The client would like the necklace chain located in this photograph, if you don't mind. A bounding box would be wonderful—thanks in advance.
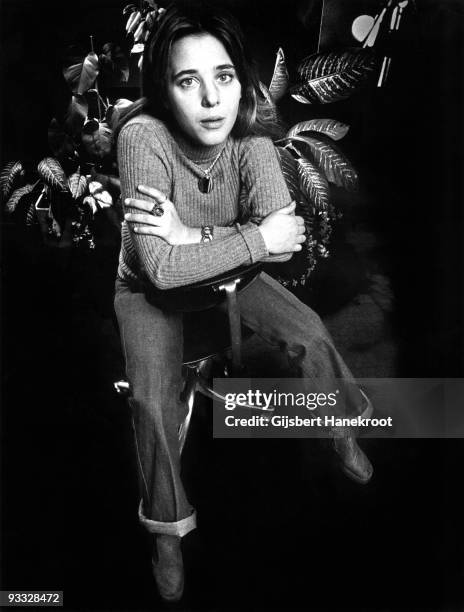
[191,146,226,194]
[191,146,225,178]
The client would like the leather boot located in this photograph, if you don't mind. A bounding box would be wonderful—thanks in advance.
[152,534,184,602]
[333,435,373,484]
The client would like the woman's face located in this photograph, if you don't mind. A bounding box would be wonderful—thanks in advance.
[166,33,242,147]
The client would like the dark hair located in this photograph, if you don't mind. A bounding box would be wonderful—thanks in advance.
[117,1,283,140]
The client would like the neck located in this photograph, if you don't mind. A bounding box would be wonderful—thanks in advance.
[170,125,227,164]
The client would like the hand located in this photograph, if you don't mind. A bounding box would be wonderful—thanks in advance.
[124,185,196,245]
[258,201,306,254]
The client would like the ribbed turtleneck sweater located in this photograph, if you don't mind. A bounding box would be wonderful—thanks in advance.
[117,114,292,290]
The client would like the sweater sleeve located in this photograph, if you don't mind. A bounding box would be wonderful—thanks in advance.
[213,136,294,262]
[118,121,269,290]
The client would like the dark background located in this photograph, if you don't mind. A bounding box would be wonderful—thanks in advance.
[1,0,464,610]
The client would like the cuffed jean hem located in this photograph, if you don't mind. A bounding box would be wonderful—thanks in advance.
[138,500,197,537]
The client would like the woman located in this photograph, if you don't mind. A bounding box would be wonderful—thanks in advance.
[115,1,373,602]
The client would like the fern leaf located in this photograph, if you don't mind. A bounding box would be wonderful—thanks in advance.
[296,48,376,104]
[276,146,300,201]
[37,158,68,191]
[303,135,358,191]
[290,85,318,104]
[287,119,349,141]
[269,48,289,102]
[282,135,358,191]
[297,158,330,212]
[5,184,35,214]
[68,168,87,199]
[0,161,25,204]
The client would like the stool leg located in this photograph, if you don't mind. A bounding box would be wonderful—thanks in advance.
[221,281,242,373]
[179,366,197,454]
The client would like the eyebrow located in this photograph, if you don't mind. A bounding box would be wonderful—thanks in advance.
[172,64,236,80]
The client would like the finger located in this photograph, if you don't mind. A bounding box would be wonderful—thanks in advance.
[295,216,305,226]
[296,234,307,244]
[293,244,303,252]
[132,225,165,236]
[278,200,296,214]
[125,197,157,213]
[125,213,162,226]
[137,185,169,204]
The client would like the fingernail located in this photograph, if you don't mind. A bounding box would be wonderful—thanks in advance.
[124,198,130,205]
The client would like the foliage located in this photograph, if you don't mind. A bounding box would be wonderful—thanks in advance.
[2,33,130,249]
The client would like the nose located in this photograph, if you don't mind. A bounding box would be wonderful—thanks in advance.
[201,80,220,107]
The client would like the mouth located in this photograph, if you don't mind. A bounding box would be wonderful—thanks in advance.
[200,117,226,129]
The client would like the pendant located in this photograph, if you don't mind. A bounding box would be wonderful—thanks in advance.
[198,175,213,194]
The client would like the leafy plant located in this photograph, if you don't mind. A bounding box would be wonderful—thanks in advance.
[253,46,374,286]
[1,35,129,248]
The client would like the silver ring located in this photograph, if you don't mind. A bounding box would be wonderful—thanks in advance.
[151,203,164,217]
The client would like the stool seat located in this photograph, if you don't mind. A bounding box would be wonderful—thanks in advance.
[145,262,262,312]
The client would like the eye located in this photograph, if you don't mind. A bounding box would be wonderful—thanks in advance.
[179,77,196,89]
[217,72,235,84]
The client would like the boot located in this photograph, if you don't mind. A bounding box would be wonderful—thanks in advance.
[152,534,184,602]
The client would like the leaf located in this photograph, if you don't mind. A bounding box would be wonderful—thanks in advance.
[287,119,349,141]
[290,86,318,105]
[37,158,68,191]
[279,134,358,190]
[0,161,25,204]
[131,43,145,55]
[63,94,88,137]
[133,20,147,43]
[269,48,289,102]
[145,10,157,30]
[123,3,138,16]
[83,195,98,215]
[297,158,330,212]
[295,49,377,104]
[4,184,35,214]
[89,181,113,208]
[95,190,113,208]
[67,167,88,199]
[276,146,300,202]
[84,89,103,120]
[297,135,358,190]
[126,10,142,34]
[63,52,100,95]
[81,122,113,160]
[100,43,129,84]
[105,98,133,130]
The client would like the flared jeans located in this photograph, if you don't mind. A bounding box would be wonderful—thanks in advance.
[114,272,367,537]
